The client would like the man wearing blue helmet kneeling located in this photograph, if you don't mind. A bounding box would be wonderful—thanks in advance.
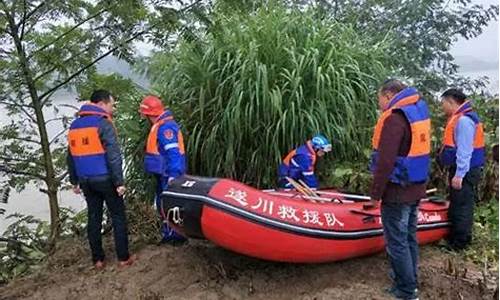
[278,134,332,189]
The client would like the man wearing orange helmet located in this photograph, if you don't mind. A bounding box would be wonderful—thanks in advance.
[139,95,187,245]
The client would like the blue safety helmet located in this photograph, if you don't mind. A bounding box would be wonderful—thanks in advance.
[311,134,332,152]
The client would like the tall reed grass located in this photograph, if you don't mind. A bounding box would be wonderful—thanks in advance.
[146,5,393,187]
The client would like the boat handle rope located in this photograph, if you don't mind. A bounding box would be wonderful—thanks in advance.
[350,209,381,217]
[350,209,380,224]
[166,206,183,225]
[419,207,448,212]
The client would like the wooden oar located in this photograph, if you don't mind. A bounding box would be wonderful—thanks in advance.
[426,188,437,194]
[298,179,320,197]
[263,185,440,205]
[316,188,439,201]
[285,177,318,202]
[285,177,308,195]
[315,190,370,200]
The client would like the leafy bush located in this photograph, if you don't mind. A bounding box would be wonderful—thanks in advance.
[0,208,86,284]
[320,149,372,192]
[464,199,499,269]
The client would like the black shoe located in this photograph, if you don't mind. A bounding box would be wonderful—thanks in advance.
[384,286,419,300]
[444,243,467,252]
[171,238,188,247]
[158,237,188,246]
[158,238,174,246]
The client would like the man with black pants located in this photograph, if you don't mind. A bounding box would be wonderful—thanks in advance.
[439,89,485,251]
[67,90,135,269]
[367,79,431,300]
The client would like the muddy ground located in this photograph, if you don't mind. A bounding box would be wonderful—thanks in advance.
[0,238,497,300]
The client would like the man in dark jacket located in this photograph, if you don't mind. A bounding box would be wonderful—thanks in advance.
[368,79,431,300]
[67,89,135,269]
[439,89,485,250]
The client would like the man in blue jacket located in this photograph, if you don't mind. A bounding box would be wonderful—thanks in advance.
[67,89,135,269]
[278,134,332,189]
[139,95,187,245]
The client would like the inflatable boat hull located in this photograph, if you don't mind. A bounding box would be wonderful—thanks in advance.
[162,175,449,263]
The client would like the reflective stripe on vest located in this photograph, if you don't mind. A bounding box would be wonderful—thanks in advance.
[370,87,431,185]
[440,101,485,168]
[278,141,317,177]
[282,149,297,167]
[144,111,187,175]
[68,104,111,178]
[144,113,173,175]
[176,131,186,155]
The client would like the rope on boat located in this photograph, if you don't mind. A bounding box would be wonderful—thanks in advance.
[166,206,183,225]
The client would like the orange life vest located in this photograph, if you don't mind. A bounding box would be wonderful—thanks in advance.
[370,87,431,184]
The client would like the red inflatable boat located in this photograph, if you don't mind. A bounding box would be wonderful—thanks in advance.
[162,175,449,263]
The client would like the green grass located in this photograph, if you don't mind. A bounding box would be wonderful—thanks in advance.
[465,200,499,269]
[145,4,393,187]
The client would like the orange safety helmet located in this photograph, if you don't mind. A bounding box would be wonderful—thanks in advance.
[139,95,164,116]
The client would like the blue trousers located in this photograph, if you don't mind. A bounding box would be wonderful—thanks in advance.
[381,202,419,298]
[155,177,186,242]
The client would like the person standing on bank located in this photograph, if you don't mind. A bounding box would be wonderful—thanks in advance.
[439,89,485,251]
[67,90,135,269]
[368,79,431,300]
[139,95,187,245]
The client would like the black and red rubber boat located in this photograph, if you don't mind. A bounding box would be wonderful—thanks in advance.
[162,175,449,263]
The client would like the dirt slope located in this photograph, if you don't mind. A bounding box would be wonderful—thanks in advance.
[0,239,497,300]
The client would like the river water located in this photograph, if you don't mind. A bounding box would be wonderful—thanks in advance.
[0,55,152,233]
[0,90,86,233]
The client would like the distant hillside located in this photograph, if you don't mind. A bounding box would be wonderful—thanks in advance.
[97,56,150,89]
[455,55,499,72]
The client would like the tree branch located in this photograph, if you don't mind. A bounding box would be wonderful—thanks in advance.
[58,103,80,111]
[0,48,13,56]
[3,135,41,145]
[39,29,147,102]
[19,0,27,40]
[0,0,14,35]
[0,99,37,123]
[45,116,65,125]
[0,155,41,165]
[20,1,46,25]
[57,171,68,182]
[0,165,45,180]
[0,0,9,13]
[28,7,109,60]
[21,15,40,36]
[0,237,20,243]
[38,89,57,107]
[38,0,203,102]
[49,128,67,145]
[33,31,114,83]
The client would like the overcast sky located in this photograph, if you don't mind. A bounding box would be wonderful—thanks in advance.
[129,0,500,91]
[451,0,499,66]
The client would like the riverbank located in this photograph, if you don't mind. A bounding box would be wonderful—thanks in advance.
[0,237,497,300]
